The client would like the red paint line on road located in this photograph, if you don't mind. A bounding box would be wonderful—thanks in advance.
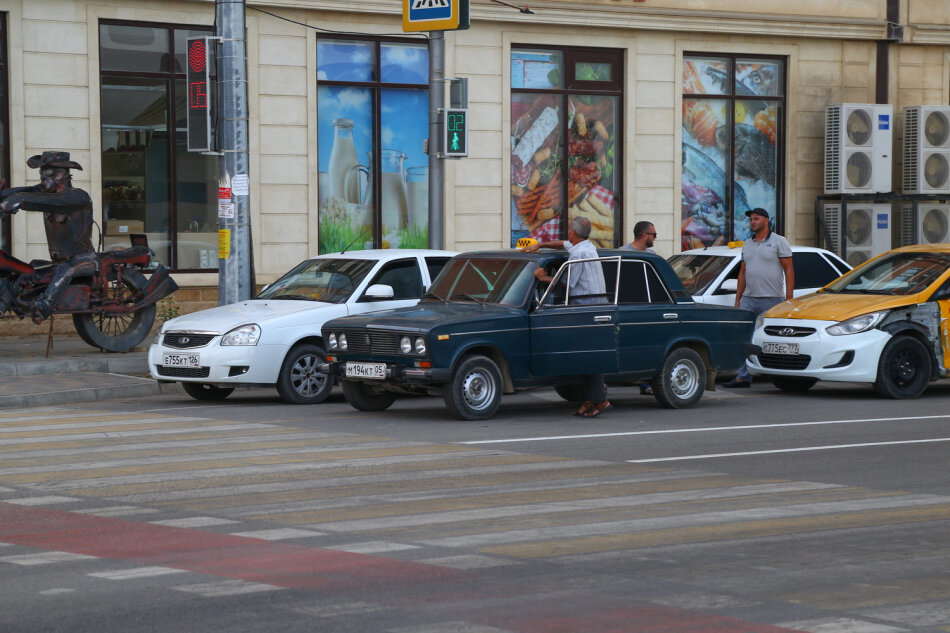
[0,502,459,590]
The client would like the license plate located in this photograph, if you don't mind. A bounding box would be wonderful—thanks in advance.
[762,342,799,355]
[163,352,200,368]
[345,361,387,380]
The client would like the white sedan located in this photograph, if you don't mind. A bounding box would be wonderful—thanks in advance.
[149,249,457,403]
[667,245,850,305]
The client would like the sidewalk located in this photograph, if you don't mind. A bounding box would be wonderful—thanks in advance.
[0,335,179,409]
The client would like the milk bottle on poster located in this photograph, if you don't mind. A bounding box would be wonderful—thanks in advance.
[328,118,360,203]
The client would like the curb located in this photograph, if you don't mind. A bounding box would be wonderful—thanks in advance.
[0,373,181,409]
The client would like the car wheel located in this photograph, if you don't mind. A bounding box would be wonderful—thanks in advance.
[276,344,333,404]
[181,382,234,401]
[554,383,586,402]
[873,335,931,399]
[768,375,818,392]
[341,380,396,411]
[651,347,705,409]
[443,355,503,421]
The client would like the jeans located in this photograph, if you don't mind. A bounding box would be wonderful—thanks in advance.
[580,374,606,403]
[736,295,785,382]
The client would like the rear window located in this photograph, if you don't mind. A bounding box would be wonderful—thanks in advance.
[793,252,842,289]
[667,254,733,295]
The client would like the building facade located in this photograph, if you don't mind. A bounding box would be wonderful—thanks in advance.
[1,0,949,318]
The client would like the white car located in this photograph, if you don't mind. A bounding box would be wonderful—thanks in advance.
[149,249,457,403]
[667,245,850,306]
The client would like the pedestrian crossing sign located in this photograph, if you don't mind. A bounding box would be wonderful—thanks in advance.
[403,0,470,32]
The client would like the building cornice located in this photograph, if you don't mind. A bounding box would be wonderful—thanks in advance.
[243,1,888,41]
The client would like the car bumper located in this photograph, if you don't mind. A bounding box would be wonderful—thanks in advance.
[748,318,890,383]
[148,341,290,385]
[321,360,451,384]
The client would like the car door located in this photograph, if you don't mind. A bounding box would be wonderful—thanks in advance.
[348,258,425,316]
[617,260,678,372]
[529,258,619,376]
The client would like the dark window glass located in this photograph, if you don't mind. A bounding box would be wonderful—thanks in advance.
[425,257,452,283]
[646,266,673,303]
[99,24,169,73]
[365,259,423,300]
[793,252,840,289]
[619,262,650,303]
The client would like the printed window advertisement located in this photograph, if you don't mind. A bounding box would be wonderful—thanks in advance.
[99,22,218,271]
[0,14,9,253]
[317,38,429,254]
[681,55,784,250]
[510,47,623,248]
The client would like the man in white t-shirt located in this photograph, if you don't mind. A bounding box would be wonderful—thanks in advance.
[620,221,657,254]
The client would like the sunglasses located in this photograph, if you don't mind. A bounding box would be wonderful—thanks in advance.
[645,232,657,237]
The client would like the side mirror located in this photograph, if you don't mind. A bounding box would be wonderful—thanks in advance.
[363,284,394,300]
[717,279,738,294]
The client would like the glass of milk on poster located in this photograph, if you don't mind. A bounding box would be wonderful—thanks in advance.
[407,166,428,227]
[379,149,408,233]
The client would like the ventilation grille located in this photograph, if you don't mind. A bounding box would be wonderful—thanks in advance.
[824,106,841,193]
[823,204,841,255]
[757,354,812,371]
[900,204,917,246]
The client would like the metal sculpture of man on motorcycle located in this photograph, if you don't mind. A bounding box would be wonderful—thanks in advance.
[0,151,178,352]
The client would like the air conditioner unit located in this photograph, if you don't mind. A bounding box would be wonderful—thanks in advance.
[824,104,893,194]
[903,106,950,194]
[824,203,892,267]
[918,204,950,243]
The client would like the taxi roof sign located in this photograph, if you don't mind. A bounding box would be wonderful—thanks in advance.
[516,237,538,249]
[403,0,470,32]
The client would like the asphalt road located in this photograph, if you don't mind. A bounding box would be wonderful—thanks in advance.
[2,381,950,632]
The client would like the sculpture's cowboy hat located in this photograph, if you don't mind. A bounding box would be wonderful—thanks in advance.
[26,151,83,171]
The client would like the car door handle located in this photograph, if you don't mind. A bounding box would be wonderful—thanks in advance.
[594,315,612,322]
[663,313,678,320]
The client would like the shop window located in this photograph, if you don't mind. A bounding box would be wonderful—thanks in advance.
[0,14,10,252]
[99,21,217,271]
[317,37,429,253]
[682,54,785,249]
[510,47,623,248]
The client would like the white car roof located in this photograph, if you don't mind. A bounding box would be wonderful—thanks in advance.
[308,248,458,261]
[676,245,838,257]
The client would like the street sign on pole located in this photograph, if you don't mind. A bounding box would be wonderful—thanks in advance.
[186,37,212,152]
[403,0,470,32]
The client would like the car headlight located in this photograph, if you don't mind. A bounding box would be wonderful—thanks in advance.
[221,324,261,346]
[825,311,887,336]
[339,333,348,350]
[414,336,427,355]
[328,333,337,350]
[755,313,766,330]
[400,335,412,354]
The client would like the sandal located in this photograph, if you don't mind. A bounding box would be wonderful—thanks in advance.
[573,401,593,417]
[583,401,612,418]
[639,384,654,396]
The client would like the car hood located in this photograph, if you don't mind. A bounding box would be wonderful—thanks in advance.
[326,301,522,332]
[162,299,340,334]
[764,292,918,322]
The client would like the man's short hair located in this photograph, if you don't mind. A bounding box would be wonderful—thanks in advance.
[633,221,654,240]
[571,216,592,239]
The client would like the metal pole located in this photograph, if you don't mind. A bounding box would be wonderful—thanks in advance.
[216,0,253,304]
[428,31,444,249]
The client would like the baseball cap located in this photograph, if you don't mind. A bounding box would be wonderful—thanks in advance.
[745,207,769,219]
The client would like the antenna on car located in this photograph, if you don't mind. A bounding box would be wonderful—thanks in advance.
[340,226,370,254]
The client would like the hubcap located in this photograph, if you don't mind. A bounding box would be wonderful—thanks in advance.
[291,354,327,397]
[670,359,699,399]
[462,369,495,410]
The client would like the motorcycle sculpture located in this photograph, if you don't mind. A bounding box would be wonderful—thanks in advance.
[0,151,178,353]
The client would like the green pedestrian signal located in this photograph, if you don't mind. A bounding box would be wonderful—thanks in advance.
[443,108,468,158]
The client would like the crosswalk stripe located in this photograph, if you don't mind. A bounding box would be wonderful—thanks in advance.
[88,566,188,580]
[171,579,283,597]
[0,551,97,565]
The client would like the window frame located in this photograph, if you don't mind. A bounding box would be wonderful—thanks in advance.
[511,45,624,246]
[682,52,787,242]
[98,19,215,273]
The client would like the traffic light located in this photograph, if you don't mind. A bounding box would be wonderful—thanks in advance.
[186,37,212,152]
[443,108,468,158]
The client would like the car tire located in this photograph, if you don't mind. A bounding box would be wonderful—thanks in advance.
[554,383,586,402]
[182,382,234,401]
[873,335,931,399]
[341,380,396,411]
[443,355,503,421]
[768,375,818,392]
[651,347,705,409]
[276,344,333,404]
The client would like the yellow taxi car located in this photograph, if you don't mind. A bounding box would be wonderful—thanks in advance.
[748,244,950,398]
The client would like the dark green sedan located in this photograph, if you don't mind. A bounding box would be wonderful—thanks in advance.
[321,250,755,420]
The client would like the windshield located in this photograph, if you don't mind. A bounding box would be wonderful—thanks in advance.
[825,251,950,295]
[426,257,535,306]
[256,258,376,303]
[667,254,733,295]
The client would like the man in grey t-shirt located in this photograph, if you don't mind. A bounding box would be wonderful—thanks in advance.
[723,207,794,388]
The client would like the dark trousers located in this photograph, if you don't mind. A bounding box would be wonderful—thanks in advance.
[580,374,606,403]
